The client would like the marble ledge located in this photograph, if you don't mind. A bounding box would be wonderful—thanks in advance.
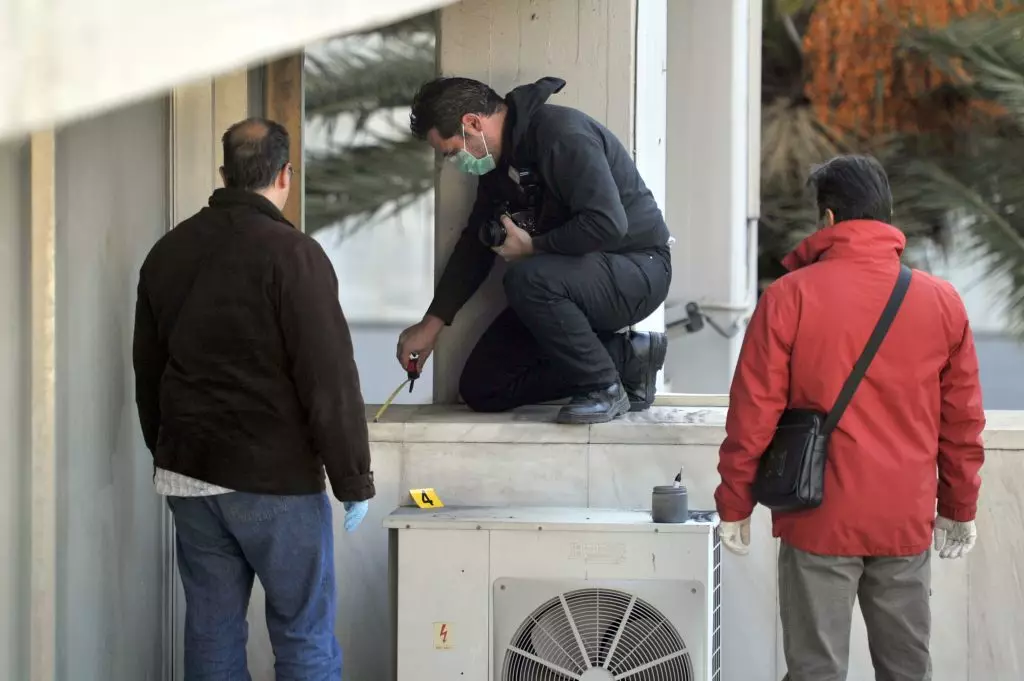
[365,405,1024,450]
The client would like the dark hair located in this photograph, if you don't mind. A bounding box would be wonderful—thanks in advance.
[221,118,290,191]
[807,154,893,224]
[409,77,505,140]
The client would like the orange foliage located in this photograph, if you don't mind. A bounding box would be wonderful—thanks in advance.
[804,0,1015,137]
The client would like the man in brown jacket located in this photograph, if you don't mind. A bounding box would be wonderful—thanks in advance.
[133,118,372,679]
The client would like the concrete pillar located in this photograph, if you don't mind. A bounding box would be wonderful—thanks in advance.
[29,129,56,681]
[431,0,640,404]
[663,0,761,395]
[169,72,251,680]
[171,71,250,221]
[633,0,668,393]
[264,57,305,228]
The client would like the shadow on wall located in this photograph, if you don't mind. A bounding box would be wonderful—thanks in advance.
[0,137,30,681]
[54,97,169,681]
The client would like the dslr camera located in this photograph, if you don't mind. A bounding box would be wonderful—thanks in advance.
[478,166,544,248]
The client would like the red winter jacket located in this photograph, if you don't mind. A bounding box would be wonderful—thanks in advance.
[714,220,985,556]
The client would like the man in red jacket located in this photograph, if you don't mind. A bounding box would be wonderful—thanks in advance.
[714,155,985,680]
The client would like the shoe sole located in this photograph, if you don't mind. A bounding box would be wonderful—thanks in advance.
[556,390,631,425]
[629,332,668,412]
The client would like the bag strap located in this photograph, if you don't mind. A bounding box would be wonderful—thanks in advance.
[822,265,913,434]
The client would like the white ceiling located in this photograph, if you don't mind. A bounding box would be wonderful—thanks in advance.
[0,0,456,140]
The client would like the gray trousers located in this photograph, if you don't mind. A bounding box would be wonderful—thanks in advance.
[779,542,931,681]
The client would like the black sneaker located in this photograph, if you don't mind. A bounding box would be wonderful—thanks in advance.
[556,382,631,425]
[622,331,668,412]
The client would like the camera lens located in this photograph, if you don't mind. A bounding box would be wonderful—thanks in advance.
[509,210,536,235]
[477,219,507,248]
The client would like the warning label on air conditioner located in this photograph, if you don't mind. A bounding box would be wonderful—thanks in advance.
[433,622,453,650]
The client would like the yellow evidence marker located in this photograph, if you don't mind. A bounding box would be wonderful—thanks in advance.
[410,488,444,509]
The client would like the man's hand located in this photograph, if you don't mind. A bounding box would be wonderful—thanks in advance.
[933,516,977,559]
[493,216,535,261]
[719,517,752,556]
[343,501,369,532]
[397,315,444,372]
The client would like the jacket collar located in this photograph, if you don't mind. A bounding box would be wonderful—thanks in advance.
[208,187,293,227]
[501,76,566,166]
[782,220,906,271]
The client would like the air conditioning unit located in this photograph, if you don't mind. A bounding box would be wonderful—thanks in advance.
[385,506,721,681]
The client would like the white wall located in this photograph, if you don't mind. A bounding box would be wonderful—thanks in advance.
[0,137,30,681]
[54,98,169,681]
[0,0,458,140]
[432,0,637,403]
[663,0,758,395]
[313,192,436,325]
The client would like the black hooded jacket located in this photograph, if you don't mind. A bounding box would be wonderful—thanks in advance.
[426,77,671,324]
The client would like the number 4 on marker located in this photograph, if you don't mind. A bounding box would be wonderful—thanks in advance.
[409,488,444,509]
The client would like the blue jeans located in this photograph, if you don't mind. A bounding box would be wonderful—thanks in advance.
[168,492,342,681]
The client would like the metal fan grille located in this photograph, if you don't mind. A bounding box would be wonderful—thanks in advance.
[501,587,694,681]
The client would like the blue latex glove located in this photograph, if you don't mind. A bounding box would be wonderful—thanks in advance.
[343,501,369,532]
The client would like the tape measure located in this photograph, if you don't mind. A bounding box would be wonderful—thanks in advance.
[372,352,422,422]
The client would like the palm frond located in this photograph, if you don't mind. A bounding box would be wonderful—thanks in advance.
[305,137,434,235]
[761,0,820,103]
[305,42,435,128]
[901,9,1024,128]
[884,135,1024,332]
[759,99,851,274]
[303,13,438,238]
[373,12,438,37]
[761,98,848,193]
[892,9,1024,332]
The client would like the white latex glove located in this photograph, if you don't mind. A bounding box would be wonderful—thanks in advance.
[718,517,752,556]
[933,516,977,559]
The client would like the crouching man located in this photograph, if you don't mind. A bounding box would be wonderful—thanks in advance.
[397,76,672,424]
[714,155,985,680]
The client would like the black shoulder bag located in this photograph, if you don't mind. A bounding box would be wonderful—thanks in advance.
[753,265,913,512]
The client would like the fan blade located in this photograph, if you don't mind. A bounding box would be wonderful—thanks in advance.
[530,610,585,672]
[613,648,690,680]
[506,645,584,680]
[560,593,593,669]
[602,594,638,667]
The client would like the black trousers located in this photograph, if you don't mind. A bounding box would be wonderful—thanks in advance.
[459,247,671,412]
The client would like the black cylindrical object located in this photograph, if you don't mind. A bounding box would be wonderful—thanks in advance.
[478,218,507,248]
[477,208,540,248]
[651,484,689,523]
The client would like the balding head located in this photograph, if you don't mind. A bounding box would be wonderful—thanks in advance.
[220,118,292,211]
